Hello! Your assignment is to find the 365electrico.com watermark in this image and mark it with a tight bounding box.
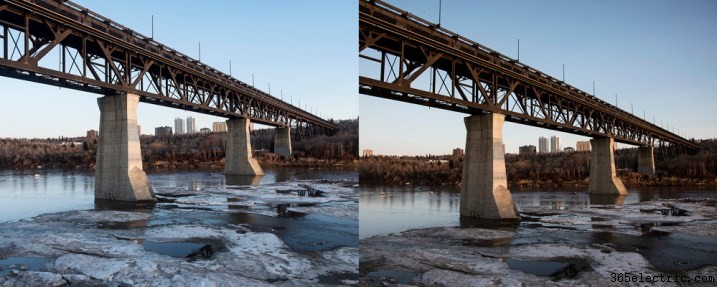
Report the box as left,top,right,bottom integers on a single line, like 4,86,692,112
611,272,715,284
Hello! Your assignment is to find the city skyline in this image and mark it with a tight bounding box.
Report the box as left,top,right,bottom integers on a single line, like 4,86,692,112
360,0,717,155
0,0,357,139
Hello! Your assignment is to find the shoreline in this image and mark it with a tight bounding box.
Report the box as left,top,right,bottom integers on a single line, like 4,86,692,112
359,176,717,189
0,158,358,172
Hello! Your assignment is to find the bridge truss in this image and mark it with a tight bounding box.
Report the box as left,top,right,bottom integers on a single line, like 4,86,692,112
359,0,697,152
0,0,335,137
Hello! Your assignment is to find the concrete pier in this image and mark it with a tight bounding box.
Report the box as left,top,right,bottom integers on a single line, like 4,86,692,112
460,113,519,220
95,93,155,201
589,137,628,195
273,126,292,158
225,118,264,176
637,146,656,175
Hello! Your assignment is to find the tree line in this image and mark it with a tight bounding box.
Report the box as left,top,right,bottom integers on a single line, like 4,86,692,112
359,139,717,187
0,118,358,168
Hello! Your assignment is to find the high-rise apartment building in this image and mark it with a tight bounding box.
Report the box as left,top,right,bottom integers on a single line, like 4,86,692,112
155,126,172,136
576,141,591,152
174,117,185,134
186,116,197,134
362,149,374,157
538,137,549,153
212,121,227,133
550,135,561,153
519,145,536,155
86,129,98,141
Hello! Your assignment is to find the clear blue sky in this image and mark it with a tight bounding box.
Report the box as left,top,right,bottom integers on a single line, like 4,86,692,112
360,0,717,155
0,0,357,138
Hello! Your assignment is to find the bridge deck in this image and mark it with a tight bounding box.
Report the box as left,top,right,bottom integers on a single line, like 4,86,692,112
359,0,696,150
0,0,335,132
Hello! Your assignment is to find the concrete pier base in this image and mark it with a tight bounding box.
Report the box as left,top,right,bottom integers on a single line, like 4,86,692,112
225,118,264,176
460,113,519,220
95,93,155,201
273,127,292,158
637,146,656,176
589,137,628,195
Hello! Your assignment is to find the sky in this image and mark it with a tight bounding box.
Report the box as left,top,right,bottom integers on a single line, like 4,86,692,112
0,0,357,138
360,0,717,155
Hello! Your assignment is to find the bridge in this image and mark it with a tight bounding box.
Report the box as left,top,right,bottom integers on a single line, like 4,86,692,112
359,0,698,220
0,0,336,202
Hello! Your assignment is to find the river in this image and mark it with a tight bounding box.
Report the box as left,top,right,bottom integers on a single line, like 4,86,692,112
360,184,717,286
0,167,359,286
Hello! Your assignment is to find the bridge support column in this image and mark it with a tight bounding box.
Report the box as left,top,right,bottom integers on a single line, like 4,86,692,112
637,146,656,176
273,127,292,158
589,137,627,195
95,93,155,201
225,118,264,176
460,113,519,220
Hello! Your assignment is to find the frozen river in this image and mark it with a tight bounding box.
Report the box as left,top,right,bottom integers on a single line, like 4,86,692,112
0,167,359,286
360,184,717,286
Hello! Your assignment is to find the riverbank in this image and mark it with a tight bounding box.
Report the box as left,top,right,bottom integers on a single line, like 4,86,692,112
360,171,717,189
0,156,358,171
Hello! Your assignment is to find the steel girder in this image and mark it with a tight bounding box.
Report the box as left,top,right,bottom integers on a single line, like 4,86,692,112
0,0,335,135
359,0,697,150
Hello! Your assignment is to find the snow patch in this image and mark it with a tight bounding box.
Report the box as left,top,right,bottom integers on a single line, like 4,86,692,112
54,253,130,280
143,225,233,241
63,210,153,223
227,232,316,280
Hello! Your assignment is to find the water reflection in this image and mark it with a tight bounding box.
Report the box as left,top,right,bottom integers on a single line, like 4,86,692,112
225,175,263,186
273,168,294,183
0,169,95,222
0,167,353,223
360,184,717,239
459,216,520,229
93,199,156,212
588,194,627,206
359,186,460,238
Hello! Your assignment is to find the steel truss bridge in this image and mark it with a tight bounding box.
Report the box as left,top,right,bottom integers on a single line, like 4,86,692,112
359,0,697,153
0,0,335,136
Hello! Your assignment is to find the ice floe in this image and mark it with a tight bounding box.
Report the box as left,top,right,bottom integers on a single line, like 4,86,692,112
361,198,717,286
1,173,358,286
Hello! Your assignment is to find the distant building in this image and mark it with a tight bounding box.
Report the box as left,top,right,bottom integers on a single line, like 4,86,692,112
186,116,197,134
155,126,172,136
452,148,464,158
576,141,591,152
212,121,227,133
564,147,575,153
538,137,549,153
362,149,374,157
60,142,83,147
200,128,211,134
174,117,185,134
86,129,98,141
550,135,561,153
519,145,536,155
